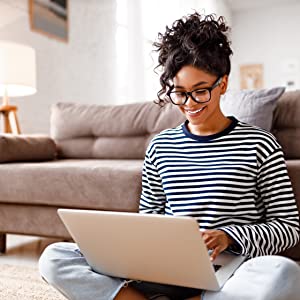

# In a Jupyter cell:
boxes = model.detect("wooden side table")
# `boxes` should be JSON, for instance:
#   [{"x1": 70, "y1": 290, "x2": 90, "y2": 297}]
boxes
[{"x1": 0, "y1": 105, "x2": 21, "y2": 134}]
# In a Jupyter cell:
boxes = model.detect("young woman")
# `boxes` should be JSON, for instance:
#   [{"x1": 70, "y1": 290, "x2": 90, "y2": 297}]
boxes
[{"x1": 39, "y1": 13, "x2": 300, "y2": 300}]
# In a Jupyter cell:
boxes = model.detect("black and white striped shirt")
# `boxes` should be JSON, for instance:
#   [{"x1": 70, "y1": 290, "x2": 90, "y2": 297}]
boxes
[{"x1": 139, "y1": 117, "x2": 300, "y2": 258}]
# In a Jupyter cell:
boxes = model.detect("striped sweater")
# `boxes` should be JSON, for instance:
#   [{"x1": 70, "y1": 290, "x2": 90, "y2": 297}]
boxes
[{"x1": 139, "y1": 117, "x2": 300, "y2": 258}]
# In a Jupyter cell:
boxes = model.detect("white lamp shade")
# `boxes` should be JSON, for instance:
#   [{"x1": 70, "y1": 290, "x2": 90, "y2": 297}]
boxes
[{"x1": 0, "y1": 41, "x2": 36, "y2": 97}]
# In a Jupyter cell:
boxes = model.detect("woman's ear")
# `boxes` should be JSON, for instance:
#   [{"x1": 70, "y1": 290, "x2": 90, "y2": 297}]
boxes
[{"x1": 220, "y1": 75, "x2": 229, "y2": 95}]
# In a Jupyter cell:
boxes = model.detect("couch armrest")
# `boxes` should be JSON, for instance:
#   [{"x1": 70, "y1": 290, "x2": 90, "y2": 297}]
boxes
[{"x1": 0, "y1": 134, "x2": 57, "y2": 163}]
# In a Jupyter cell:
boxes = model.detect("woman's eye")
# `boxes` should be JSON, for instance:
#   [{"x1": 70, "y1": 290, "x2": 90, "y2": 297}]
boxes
[
  {"x1": 174, "y1": 91, "x2": 185, "y2": 96},
  {"x1": 194, "y1": 90, "x2": 207, "y2": 95}
]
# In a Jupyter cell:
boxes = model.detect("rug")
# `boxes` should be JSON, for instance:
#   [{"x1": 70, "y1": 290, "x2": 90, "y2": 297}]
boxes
[{"x1": 0, "y1": 264, "x2": 65, "y2": 300}]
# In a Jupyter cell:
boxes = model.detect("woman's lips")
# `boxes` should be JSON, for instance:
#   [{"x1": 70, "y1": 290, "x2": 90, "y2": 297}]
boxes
[{"x1": 184, "y1": 106, "x2": 206, "y2": 117}]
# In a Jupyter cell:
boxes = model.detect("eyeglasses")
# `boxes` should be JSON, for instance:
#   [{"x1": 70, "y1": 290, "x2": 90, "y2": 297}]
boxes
[{"x1": 167, "y1": 77, "x2": 222, "y2": 106}]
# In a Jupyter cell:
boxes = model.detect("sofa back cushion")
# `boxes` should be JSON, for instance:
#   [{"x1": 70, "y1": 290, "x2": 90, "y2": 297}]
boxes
[
  {"x1": 51, "y1": 102, "x2": 184, "y2": 159},
  {"x1": 272, "y1": 90, "x2": 300, "y2": 159},
  {"x1": 221, "y1": 87, "x2": 285, "y2": 131},
  {"x1": 51, "y1": 89, "x2": 300, "y2": 160}
]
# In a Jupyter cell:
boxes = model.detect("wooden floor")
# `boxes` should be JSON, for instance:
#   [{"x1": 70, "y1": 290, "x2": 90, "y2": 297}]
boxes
[{"x1": 0, "y1": 234, "x2": 63, "y2": 267}]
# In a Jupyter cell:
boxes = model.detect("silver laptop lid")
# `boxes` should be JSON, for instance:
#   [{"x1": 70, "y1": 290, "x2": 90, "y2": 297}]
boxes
[{"x1": 58, "y1": 209, "x2": 221, "y2": 290}]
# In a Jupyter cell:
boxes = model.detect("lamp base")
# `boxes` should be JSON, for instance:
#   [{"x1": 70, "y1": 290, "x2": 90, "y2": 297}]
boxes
[
  {"x1": 0, "y1": 105, "x2": 21, "y2": 134},
  {"x1": 2, "y1": 89, "x2": 9, "y2": 106}
]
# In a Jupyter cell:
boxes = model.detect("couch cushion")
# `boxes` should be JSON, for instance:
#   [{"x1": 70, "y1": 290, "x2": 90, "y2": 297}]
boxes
[
  {"x1": 51, "y1": 102, "x2": 159, "y2": 140},
  {"x1": 51, "y1": 102, "x2": 184, "y2": 159},
  {"x1": 56, "y1": 137, "x2": 147, "y2": 159},
  {"x1": 0, "y1": 159, "x2": 143, "y2": 212},
  {"x1": 0, "y1": 134, "x2": 57, "y2": 163},
  {"x1": 272, "y1": 90, "x2": 300, "y2": 159},
  {"x1": 220, "y1": 87, "x2": 285, "y2": 131},
  {"x1": 280, "y1": 160, "x2": 300, "y2": 260},
  {"x1": 286, "y1": 160, "x2": 300, "y2": 217}
]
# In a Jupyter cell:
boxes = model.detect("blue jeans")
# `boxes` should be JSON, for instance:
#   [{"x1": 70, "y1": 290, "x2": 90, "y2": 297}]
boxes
[{"x1": 39, "y1": 242, "x2": 300, "y2": 300}]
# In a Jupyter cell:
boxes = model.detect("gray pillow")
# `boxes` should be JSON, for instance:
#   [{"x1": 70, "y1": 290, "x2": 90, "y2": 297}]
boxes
[
  {"x1": 0, "y1": 134, "x2": 57, "y2": 163},
  {"x1": 220, "y1": 87, "x2": 286, "y2": 131}
]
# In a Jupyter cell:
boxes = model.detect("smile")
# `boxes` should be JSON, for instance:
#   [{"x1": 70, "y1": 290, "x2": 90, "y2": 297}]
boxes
[{"x1": 185, "y1": 107, "x2": 206, "y2": 115}]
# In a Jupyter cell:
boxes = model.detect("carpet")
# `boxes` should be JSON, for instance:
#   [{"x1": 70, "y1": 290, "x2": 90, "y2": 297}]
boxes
[{"x1": 0, "y1": 264, "x2": 65, "y2": 300}]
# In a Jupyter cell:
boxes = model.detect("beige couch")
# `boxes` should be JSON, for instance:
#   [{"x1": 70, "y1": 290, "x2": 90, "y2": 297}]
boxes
[{"x1": 0, "y1": 91, "x2": 299, "y2": 261}]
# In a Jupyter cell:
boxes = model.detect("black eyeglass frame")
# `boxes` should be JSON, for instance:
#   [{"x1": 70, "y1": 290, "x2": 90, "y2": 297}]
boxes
[{"x1": 167, "y1": 76, "x2": 223, "y2": 106}]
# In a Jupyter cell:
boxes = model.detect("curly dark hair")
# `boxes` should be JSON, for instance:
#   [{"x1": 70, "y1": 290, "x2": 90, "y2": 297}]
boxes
[{"x1": 153, "y1": 12, "x2": 233, "y2": 105}]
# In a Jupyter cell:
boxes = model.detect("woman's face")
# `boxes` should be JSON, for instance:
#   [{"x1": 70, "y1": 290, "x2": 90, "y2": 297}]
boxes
[{"x1": 172, "y1": 65, "x2": 228, "y2": 130}]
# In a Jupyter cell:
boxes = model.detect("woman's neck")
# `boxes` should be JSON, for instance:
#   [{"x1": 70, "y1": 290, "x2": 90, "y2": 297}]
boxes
[{"x1": 187, "y1": 115, "x2": 232, "y2": 136}]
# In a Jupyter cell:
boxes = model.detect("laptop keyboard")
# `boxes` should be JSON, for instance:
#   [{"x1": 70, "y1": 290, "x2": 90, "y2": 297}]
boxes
[{"x1": 213, "y1": 264, "x2": 222, "y2": 272}]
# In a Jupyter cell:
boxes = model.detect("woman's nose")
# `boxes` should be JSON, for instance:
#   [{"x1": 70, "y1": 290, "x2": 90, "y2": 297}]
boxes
[{"x1": 185, "y1": 95, "x2": 196, "y2": 107}]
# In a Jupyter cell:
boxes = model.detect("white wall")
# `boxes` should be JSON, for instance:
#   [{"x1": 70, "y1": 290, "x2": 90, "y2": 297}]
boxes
[
  {"x1": 214, "y1": 0, "x2": 232, "y2": 25},
  {"x1": 230, "y1": 2, "x2": 300, "y2": 90},
  {"x1": 0, "y1": 0, "x2": 117, "y2": 134}
]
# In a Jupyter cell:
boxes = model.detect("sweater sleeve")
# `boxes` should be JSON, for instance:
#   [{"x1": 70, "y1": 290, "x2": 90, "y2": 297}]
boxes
[
  {"x1": 220, "y1": 148, "x2": 300, "y2": 258},
  {"x1": 139, "y1": 145, "x2": 166, "y2": 214}
]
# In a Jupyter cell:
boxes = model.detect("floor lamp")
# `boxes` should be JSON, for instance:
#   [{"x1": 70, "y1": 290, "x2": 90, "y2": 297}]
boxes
[{"x1": 0, "y1": 41, "x2": 36, "y2": 134}]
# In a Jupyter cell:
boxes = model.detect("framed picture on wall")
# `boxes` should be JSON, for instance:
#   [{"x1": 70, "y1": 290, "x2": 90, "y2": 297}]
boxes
[
  {"x1": 29, "y1": 0, "x2": 68, "y2": 42},
  {"x1": 240, "y1": 64, "x2": 264, "y2": 90}
]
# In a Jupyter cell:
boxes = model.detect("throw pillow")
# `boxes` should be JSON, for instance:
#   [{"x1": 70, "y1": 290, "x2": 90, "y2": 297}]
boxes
[
  {"x1": 0, "y1": 134, "x2": 57, "y2": 163},
  {"x1": 220, "y1": 87, "x2": 286, "y2": 131}
]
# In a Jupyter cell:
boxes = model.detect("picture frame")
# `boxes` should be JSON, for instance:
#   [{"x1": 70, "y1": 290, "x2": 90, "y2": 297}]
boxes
[
  {"x1": 240, "y1": 64, "x2": 264, "y2": 90},
  {"x1": 29, "y1": 0, "x2": 68, "y2": 43}
]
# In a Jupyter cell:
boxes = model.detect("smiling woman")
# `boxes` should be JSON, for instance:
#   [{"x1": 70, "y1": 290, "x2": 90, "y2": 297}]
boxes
[{"x1": 138, "y1": 11, "x2": 300, "y2": 299}]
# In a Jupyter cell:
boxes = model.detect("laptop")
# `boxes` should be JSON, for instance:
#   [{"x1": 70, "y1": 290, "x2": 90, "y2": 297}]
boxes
[{"x1": 58, "y1": 209, "x2": 245, "y2": 291}]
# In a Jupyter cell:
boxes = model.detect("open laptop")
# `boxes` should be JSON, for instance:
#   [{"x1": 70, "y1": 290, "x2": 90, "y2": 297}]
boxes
[{"x1": 58, "y1": 209, "x2": 245, "y2": 291}]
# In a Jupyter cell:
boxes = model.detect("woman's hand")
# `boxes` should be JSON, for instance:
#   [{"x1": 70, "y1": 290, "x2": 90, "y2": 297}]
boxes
[{"x1": 201, "y1": 230, "x2": 234, "y2": 261}]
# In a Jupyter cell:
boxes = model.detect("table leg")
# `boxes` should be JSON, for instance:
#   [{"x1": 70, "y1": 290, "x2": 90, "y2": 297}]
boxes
[
  {"x1": 8, "y1": 111, "x2": 21, "y2": 134},
  {"x1": 3, "y1": 112, "x2": 12, "y2": 133}
]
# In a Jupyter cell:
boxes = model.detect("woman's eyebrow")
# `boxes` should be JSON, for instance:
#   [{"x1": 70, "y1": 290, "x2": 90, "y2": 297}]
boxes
[
  {"x1": 174, "y1": 81, "x2": 209, "y2": 89},
  {"x1": 192, "y1": 80, "x2": 209, "y2": 88}
]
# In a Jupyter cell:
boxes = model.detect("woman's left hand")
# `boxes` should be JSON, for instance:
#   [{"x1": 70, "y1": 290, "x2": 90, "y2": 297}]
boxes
[{"x1": 201, "y1": 230, "x2": 234, "y2": 261}]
